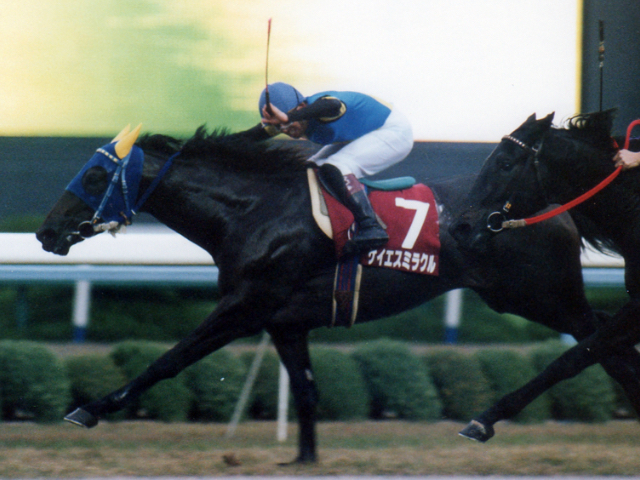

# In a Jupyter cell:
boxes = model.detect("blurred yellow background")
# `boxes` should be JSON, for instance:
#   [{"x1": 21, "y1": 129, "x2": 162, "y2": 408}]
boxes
[{"x1": 0, "y1": 0, "x2": 580, "y2": 140}]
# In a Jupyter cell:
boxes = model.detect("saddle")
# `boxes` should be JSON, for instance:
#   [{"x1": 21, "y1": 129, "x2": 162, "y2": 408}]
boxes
[
  {"x1": 308, "y1": 168, "x2": 441, "y2": 273},
  {"x1": 307, "y1": 168, "x2": 441, "y2": 326}
]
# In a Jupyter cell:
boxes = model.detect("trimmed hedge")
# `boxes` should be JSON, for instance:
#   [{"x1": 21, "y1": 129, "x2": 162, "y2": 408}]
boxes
[
  {"x1": 88, "y1": 289, "x2": 217, "y2": 342},
  {"x1": 110, "y1": 341, "x2": 192, "y2": 422},
  {"x1": 0, "y1": 340, "x2": 70, "y2": 422},
  {"x1": 474, "y1": 348, "x2": 550, "y2": 423},
  {"x1": 64, "y1": 354, "x2": 127, "y2": 420},
  {"x1": 242, "y1": 345, "x2": 394, "y2": 421},
  {"x1": 184, "y1": 349, "x2": 246, "y2": 422},
  {"x1": 529, "y1": 340, "x2": 615, "y2": 422},
  {"x1": 65, "y1": 354, "x2": 127, "y2": 408},
  {"x1": 240, "y1": 349, "x2": 290, "y2": 420},
  {"x1": 0, "y1": 340, "x2": 623, "y2": 425},
  {"x1": 352, "y1": 339, "x2": 442, "y2": 420},
  {"x1": 424, "y1": 349, "x2": 492, "y2": 421},
  {"x1": 310, "y1": 346, "x2": 370, "y2": 420}
]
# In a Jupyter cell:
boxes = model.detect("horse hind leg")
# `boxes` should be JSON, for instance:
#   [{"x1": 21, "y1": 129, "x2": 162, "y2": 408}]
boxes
[{"x1": 270, "y1": 331, "x2": 319, "y2": 464}]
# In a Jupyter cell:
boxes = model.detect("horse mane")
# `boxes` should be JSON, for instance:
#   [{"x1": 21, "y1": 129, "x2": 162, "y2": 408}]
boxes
[
  {"x1": 550, "y1": 109, "x2": 640, "y2": 254},
  {"x1": 562, "y1": 109, "x2": 616, "y2": 148},
  {"x1": 552, "y1": 109, "x2": 619, "y2": 180},
  {"x1": 137, "y1": 126, "x2": 309, "y2": 174}
]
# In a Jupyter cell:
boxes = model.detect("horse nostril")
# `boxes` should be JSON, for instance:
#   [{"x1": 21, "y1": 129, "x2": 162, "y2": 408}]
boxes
[{"x1": 36, "y1": 228, "x2": 57, "y2": 247}]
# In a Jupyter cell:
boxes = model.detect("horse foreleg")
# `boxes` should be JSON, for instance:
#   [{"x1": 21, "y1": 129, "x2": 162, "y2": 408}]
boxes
[
  {"x1": 459, "y1": 341, "x2": 599, "y2": 442},
  {"x1": 270, "y1": 331, "x2": 318, "y2": 464},
  {"x1": 461, "y1": 300, "x2": 640, "y2": 442},
  {"x1": 591, "y1": 310, "x2": 640, "y2": 415},
  {"x1": 66, "y1": 296, "x2": 260, "y2": 427}
]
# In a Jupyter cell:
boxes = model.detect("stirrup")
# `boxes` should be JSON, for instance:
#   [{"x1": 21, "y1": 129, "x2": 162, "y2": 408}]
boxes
[{"x1": 346, "y1": 223, "x2": 389, "y2": 254}]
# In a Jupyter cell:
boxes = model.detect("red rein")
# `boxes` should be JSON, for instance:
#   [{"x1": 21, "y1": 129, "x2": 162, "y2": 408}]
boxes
[
  {"x1": 505, "y1": 119, "x2": 640, "y2": 228},
  {"x1": 520, "y1": 165, "x2": 622, "y2": 226}
]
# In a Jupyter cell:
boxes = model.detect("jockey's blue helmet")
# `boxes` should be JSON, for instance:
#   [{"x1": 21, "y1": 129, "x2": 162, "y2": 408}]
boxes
[{"x1": 259, "y1": 82, "x2": 305, "y2": 115}]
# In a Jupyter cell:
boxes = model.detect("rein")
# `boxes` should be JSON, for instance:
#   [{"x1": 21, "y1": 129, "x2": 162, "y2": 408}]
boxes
[
  {"x1": 499, "y1": 165, "x2": 621, "y2": 229},
  {"x1": 486, "y1": 135, "x2": 544, "y2": 232},
  {"x1": 489, "y1": 134, "x2": 623, "y2": 232},
  {"x1": 133, "y1": 151, "x2": 179, "y2": 214}
]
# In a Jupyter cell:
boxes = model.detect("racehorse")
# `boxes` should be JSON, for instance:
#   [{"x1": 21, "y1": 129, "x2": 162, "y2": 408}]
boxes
[
  {"x1": 450, "y1": 109, "x2": 640, "y2": 442},
  {"x1": 36, "y1": 122, "x2": 640, "y2": 462}
]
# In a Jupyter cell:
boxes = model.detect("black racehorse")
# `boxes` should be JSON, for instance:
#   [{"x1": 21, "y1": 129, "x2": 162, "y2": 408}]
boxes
[
  {"x1": 36, "y1": 122, "x2": 640, "y2": 462},
  {"x1": 451, "y1": 109, "x2": 640, "y2": 442}
]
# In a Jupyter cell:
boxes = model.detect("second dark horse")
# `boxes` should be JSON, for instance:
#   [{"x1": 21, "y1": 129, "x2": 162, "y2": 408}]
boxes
[
  {"x1": 451, "y1": 110, "x2": 640, "y2": 442},
  {"x1": 36, "y1": 124, "x2": 640, "y2": 462}
]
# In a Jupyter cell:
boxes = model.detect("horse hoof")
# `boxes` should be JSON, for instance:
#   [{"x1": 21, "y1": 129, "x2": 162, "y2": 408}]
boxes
[
  {"x1": 277, "y1": 455, "x2": 317, "y2": 466},
  {"x1": 458, "y1": 420, "x2": 495, "y2": 443},
  {"x1": 64, "y1": 408, "x2": 99, "y2": 428}
]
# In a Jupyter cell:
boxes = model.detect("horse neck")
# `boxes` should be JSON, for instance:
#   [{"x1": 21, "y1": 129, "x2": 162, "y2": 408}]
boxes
[
  {"x1": 430, "y1": 174, "x2": 476, "y2": 218},
  {"x1": 573, "y1": 182, "x2": 639, "y2": 254},
  {"x1": 137, "y1": 152, "x2": 306, "y2": 257},
  {"x1": 544, "y1": 145, "x2": 630, "y2": 253}
]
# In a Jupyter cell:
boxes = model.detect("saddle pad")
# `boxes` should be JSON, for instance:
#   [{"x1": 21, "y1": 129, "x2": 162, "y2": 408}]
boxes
[{"x1": 314, "y1": 172, "x2": 441, "y2": 276}]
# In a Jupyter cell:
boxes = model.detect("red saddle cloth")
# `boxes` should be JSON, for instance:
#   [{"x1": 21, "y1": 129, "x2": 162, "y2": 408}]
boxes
[{"x1": 321, "y1": 183, "x2": 441, "y2": 275}]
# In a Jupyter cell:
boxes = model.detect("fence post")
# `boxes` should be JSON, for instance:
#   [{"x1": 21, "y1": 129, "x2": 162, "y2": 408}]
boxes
[
  {"x1": 72, "y1": 279, "x2": 92, "y2": 343},
  {"x1": 226, "y1": 331, "x2": 270, "y2": 438},
  {"x1": 15, "y1": 286, "x2": 29, "y2": 337},
  {"x1": 277, "y1": 362, "x2": 290, "y2": 442},
  {"x1": 444, "y1": 288, "x2": 463, "y2": 344}
]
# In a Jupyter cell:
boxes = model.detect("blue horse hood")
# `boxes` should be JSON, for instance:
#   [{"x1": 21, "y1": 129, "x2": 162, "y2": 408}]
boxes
[{"x1": 66, "y1": 141, "x2": 145, "y2": 224}]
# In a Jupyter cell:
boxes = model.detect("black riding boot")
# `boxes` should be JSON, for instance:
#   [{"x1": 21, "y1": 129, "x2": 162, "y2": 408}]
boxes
[{"x1": 318, "y1": 164, "x2": 388, "y2": 254}]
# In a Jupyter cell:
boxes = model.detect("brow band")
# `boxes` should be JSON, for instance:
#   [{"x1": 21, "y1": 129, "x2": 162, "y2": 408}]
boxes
[
  {"x1": 97, "y1": 148, "x2": 120, "y2": 164},
  {"x1": 502, "y1": 135, "x2": 532, "y2": 151}
]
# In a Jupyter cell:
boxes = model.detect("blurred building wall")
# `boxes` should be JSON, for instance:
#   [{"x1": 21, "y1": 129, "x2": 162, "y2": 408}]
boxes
[{"x1": 581, "y1": 0, "x2": 640, "y2": 134}]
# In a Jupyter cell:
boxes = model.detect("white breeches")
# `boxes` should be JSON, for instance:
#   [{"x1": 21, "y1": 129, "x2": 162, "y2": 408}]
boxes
[{"x1": 308, "y1": 108, "x2": 414, "y2": 178}]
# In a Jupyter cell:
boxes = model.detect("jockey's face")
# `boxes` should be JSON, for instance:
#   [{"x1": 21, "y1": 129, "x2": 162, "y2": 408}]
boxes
[
  {"x1": 280, "y1": 121, "x2": 307, "y2": 138},
  {"x1": 281, "y1": 104, "x2": 307, "y2": 139}
]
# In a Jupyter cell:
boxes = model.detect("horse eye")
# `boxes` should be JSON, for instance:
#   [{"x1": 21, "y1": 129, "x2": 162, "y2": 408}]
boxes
[
  {"x1": 82, "y1": 166, "x2": 109, "y2": 196},
  {"x1": 497, "y1": 157, "x2": 514, "y2": 172}
]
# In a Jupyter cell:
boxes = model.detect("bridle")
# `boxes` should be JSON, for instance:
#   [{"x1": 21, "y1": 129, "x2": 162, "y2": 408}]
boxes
[
  {"x1": 74, "y1": 147, "x2": 136, "y2": 238},
  {"x1": 486, "y1": 135, "x2": 546, "y2": 232},
  {"x1": 70, "y1": 148, "x2": 179, "y2": 240},
  {"x1": 486, "y1": 133, "x2": 623, "y2": 233}
]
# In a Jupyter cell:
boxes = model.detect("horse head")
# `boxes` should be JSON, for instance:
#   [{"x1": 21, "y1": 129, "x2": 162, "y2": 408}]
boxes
[
  {"x1": 450, "y1": 109, "x2": 622, "y2": 253},
  {"x1": 449, "y1": 112, "x2": 555, "y2": 252},
  {"x1": 36, "y1": 125, "x2": 144, "y2": 255}
]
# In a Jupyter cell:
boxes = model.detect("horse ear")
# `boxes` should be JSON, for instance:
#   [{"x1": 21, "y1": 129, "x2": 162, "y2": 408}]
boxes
[
  {"x1": 512, "y1": 113, "x2": 537, "y2": 133},
  {"x1": 539, "y1": 112, "x2": 555, "y2": 129},
  {"x1": 111, "y1": 124, "x2": 131, "y2": 143},
  {"x1": 115, "y1": 123, "x2": 142, "y2": 159}
]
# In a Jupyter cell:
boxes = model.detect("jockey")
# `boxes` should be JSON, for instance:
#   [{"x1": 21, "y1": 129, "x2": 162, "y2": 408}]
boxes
[{"x1": 236, "y1": 82, "x2": 414, "y2": 254}]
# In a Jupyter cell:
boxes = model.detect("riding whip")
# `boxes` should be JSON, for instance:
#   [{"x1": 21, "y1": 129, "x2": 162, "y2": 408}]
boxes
[
  {"x1": 264, "y1": 18, "x2": 274, "y2": 116},
  {"x1": 598, "y1": 20, "x2": 605, "y2": 111}
]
